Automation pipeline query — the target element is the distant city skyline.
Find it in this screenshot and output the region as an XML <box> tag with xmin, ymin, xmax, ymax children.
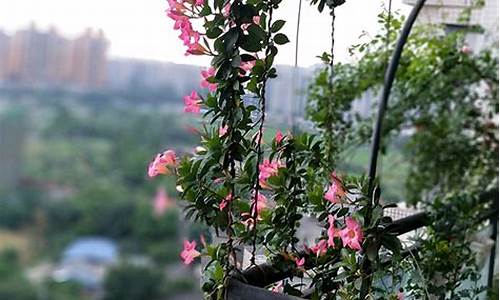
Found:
<box><xmin>0</xmin><ymin>0</ymin><xmax>410</xmax><ymax>67</ymax></box>
<box><xmin>0</xmin><ymin>25</ymin><xmax>108</xmax><ymax>87</ymax></box>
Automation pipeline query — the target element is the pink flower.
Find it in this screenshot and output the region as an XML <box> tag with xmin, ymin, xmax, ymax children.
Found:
<box><xmin>327</xmin><ymin>215</ymin><xmax>340</xmax><ymax>247</ymax></box>
<box><xmin>309</xmin><ymin>240</ymin><xmax>328</xmax><ymax>257</ymax></box>
<box><xmin>222</xmin><ymin>2</ymin><xmax>231</xmax><ymax>17</ymax></box>
<box><xmin>271</xmin><ymin>281</ymin><xmax>283</xmax><ymax>293</ymax></box>
<box><xmin>324</xmin><ymin>173</ymin><xmax>345</xmax><ymax>203</ymax></box>
<box><xmin>148</xmin><ymin>150</ymin><xmax>177</xmax><ymax>177</ymax></box>
<box><xmin>194</xmin><ymin>0</ymin><xmax>205</xmax><ymax>6</ymax></box>
<box><xmin>397</xmin><ymin>292</ymin><xmax>404</xmax><ymax>300</ymax></box>
<box><xmin>295</xmin><ymin>257</ymin><xmax>305</xmax><ymax>267</ymax></box>
<box><xmin>340</xmin><ymin>217</ymin><xmax>364</xmax><ymax>251</ymax></box>
<box><xmin>200</xmin><ymin>234</ymin><xmax>207</xmax><ymax>248</ymax></box>
<box><xmin>186</xmin><ymin>42</ymin><xmax>208</xmax><ymax>56</ymax></box>
<box><xmin>184</xmin><ymin>91</ymin><xmax>201</xmax><ymax>114</ymax></box>
<box><xmin>258</xmin><ymin>159</ymin><xmax>283</xmax><ymax>188</ymax></box>
<box><xmin>213</xmin><ymin>177</ymin><xmax>224</xmax><ymax>184</ymax></box>
<box><xmin>460</xmin><ymin>45</ymin><xmax>472</xmax><ymax>54</ymax></box>
<box><xmin>240</xmin><ymin>60</ymin><xmax>256</xmax><ymax>75</ymax></box>
<box><xmin>153</xmin><ymin>187</ymin><xmax>173</xmax><ymax>216</ymax></box>
<box><xmin>255</xmin><ymin>191</ymin><xmax>267</xmax><ymax>213</ymax></box>
<box><xmin>219</xmin><ymin>193</ymin><xmax>233</xmax><ymax>211</ymax></box>
<box><xmin>275</xmin><ymin>130</ymin><xmax>284</xmax><ymax>143</ymax></box>
<box><xmin>201</xmin><ymin>67</ymin><xmax>217</xmax><ymax>92</ymax></box>
<box><xmin>253</xmin><ymin>129</ymin><xmax>265</xmax><ymax>144</ymax></box>
<box><xmin>179</xmin><ymin>25</ymin><xmax>200</xmax><ymax>46</ymax></box>
<box><xmin>180</xmin><ymin>240</ymin><xmax>201</xmax><ymax>265</ymax></box>
<box><xmin>219</xmin><ymin>125</ymin><xmax>228</xmax><ymax>137</ymax></box>
<box><xmin>185</xmin><ymin>125</ymin><xmax>200</xmax><ymax>135</ymax></box>
<box><xmin>241</xmin><ymin>15</ymin><xmax>261</xmax><ymax>31</ymax></box>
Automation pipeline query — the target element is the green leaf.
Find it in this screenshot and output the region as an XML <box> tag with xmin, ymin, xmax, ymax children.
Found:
<box><xmin>273</xmin><ymin>33</ymin><xmax>289</xmax><ymax>45</ymax></box>
<box><xmin>381</xmin><ymin>234</ymin><xmax>402</xmax><ymax>255</ymax></box>
<box><xmin>271</xmin><ymin>20</ymin><xmax>286</xmax><ymax>33</ymax></box>
<box><xmin>206</xmin><ymin>27</ymin><xmax>223</xmax><ymax>39</ymax></box>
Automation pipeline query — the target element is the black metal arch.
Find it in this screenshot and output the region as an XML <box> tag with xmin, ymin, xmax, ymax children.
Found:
<box><xmin>367</xmin><ymin>0</ymin><xmax>427</xmax><ymax>191</ymax></box>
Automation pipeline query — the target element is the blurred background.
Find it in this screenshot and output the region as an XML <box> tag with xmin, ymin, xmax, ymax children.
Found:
<box><xmin>0</xmin><ymin>0</ymin><xmax>496</xmax><ymax>299</ymax></box>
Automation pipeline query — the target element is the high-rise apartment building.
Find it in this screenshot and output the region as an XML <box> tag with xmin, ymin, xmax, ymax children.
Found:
<box><xmin>0</xmin><ymin>30</ymin><xmax>9</xmax><ymax>80</ymax></box>
<box><xmin>70</xmin><ymin>29</ymin><xmax>108</xmax><ymax>87</ymax></box>
<box><xmin>0</xmin><ymin>24</ymin><xmax>108</xmax><ymax>88</ymax></box>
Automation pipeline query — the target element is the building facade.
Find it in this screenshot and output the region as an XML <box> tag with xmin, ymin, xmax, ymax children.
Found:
<box><xmin>403</xmin><ymin>0</ymin><xmax>499</xmax><ymax>51</ymax></box>
<box><xmin>0</xmin><ymin>24</ymin><xmax>108</xmax><ymax>88</ymax></box>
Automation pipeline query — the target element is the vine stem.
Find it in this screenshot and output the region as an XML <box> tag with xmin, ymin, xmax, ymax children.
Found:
<box><xmin>250</xmin><ymin>4</ymin><xmax>274</xmax><ymax>267</ymax></box>
<box><xmin>325</xmin><ymin>7</ymin><xmax>336</xmax><ymax>166</ymax></box>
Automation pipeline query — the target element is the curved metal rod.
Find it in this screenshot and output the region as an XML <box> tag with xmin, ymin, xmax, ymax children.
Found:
<box><xmin>362</xmin><ymin>0</ymin><xmax>427</xmax><ymax>298</ymax></box>
<box><xmin>367</xmin><ymin>0</ymin><xmax>427</xmax><ymax>192</ymax></box>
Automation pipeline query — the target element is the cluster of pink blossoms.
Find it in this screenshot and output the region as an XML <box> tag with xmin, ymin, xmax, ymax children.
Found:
<box><xmin>166</xmin><ymin>0</ymin><xmax>207</xmax><ymax>56</ymax></box>
<box><xmin>148</xmin><ymin>150</ymin><xmax>177</xmax><ymax>177</ymax></box>
<box><xmin>306</xmin><ymin>215</ymin><xmax>363</xmax><ymax>258</ymax></box>
<box><xmin>259</xmin><ymin>159</ymin><xmax>283</xmax><ymax>188</ymax></box>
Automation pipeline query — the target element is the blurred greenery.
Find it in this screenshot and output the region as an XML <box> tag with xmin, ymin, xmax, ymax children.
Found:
<box><xmin>0</xmin><ymin>93</ymin><xmax>201</xmax><ymax>299</ymax></box>
<box><xmin>103</xmin><ymin>264</ymin><xmax>165</xmax><ymax>300</ymax></box>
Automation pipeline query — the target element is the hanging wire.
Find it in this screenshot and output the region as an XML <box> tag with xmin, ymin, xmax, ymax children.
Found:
<box><xmin>290</xmin><ymin>0</ymin><xmax>303</xmax><ymax>131</ymax></box>
<box><xmin>294</xmin><ymin>0</ymin><xmax>303</xmax><ymax>68</ymax></box>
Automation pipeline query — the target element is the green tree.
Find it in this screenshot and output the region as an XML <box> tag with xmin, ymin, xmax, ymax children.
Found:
<box><xmin>103</xmin><ymin>264</ymin><xmax>164</xmax><ymax>300</ymax></box>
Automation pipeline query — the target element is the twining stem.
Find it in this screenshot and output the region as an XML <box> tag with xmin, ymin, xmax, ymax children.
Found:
<box><xmin>250</xmin><ymin>5</ymin><xmax>274</xmax><ymax>267</ymax></box>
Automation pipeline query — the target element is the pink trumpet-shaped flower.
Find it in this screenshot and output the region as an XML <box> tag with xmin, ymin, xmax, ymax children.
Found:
<box><xmin>219</xmin><ymin>193</ymin><xmax>233</xmax><ymax>211</ymax></box>
<box><xmin>219</xmin><ymin>125</ymin><xmax>228</xmax><ymax>137</ymax></box>
<box><xmin>201</xmin><ymin>67</ymin><xmax>217</xmax><ymax>92</ymax></box>
<box><xmin>275</xmin><ymin>130</ymin><xmax>284</xmax><ymax>143</ymax></box>
<box><xmin>460</xmin><ymin>45</ymin><xmax>472</xmax><ymax>54</ymax></box>
<box><xmin>223</xmin><ymin>2</ymin><xmax>231</xmax><ymax>17</ymax></box>
<box><xmin>240</xmin><ymin>60</ymin><xmax>256</xmax><ymax>74</ymax></box>
<box><xmin>153</xmin><ymin>187</ymin><xmax>173</xmax><ymax>216</ymax></box>
<box><xmin>324</xmin><ymin>172</ymin><xmax>345</xmax><ymax>203</ymax></box>
<box><xmin>180</xmin><ymin>240</ymin><xmax>201</xmax><ymax>265</ymax></box>
<box><xmin>200</xmin><ymin>234</ymin><xmax>207</xmax><ymax>248</ymax></box>
<box><xmin>340</xmin><ymin>217</ymin><xmax>364</xmax><ymax>251</ymax></box>
<box><xmin>327</xmin><ymin>215</ymin><xmax>340</xmax><ymax>247</ymax></box>
<box><xmin>397</xmin><ymin>292</ymin><xmax>404</xmax><ymax>300</ymax></box>
<box><xmin>184</xmin><ymin>91</ymin><xmax>201</xmax><ymax>114</ymax></box>
<box><xmin>241</xmin><ymin>15</ymin><xmax>261</xmax><ymax>31</ymax></box>
<box><xmin>255</xmin><ymin>191</ymin><xmax>267</xmax><ymax>214</ymax></box>
<box><xmin>194</xmin><ymin>0</ymin><xmax>205</xmax><ymax>6</ymax></box>
<box><xmin>148</xmin><ymin>150</ymin><xmax>177</xmax><ymax>177</ymax></box>
<box><xmin>295</xmin><ymin>257</ymin><xmax>305</xmax><ymax>267</ymax></box>
<box><xmin>213</xmin><ymin>177</ymin><xmax>224</xmax><ymax>185</ymax></box>
<box><xmin>310</xmin><ymin>240</ymin><xmax>328</xmax><ymax>257</ymax></box>
<box><xmin>271</xmin><ymin>281</ymin><xmax>284</xmax><ymax>293</ymax></box>
<box><xmin>186</xmin><ymin>42</ymin><xmax>208</xmax><ymax>56</ymax></box>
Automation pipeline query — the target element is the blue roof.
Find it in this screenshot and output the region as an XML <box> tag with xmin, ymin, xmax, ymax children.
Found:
<box><xmin>63</xmin><ymin>237</ymin><xmax>118</xmax><ymax>264</ymax></box>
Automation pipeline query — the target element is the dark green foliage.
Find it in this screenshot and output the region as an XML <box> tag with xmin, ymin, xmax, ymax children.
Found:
<box><xmin>103</xmin><ymin>264</ymin><xmax>164</xmax><ymax>300</ymax></box>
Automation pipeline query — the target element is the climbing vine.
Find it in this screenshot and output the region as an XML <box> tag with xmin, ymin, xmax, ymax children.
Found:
<box><xmin>147</xmin><ymin>1</ymin><xmax>497</xmax><ymax>299</ymax></box>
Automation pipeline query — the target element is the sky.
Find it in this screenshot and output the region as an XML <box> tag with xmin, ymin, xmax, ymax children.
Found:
<box><xmin>0</xmin><ymin>0</ymin><xmax>410</xmax><ymax>67</ymax></box>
